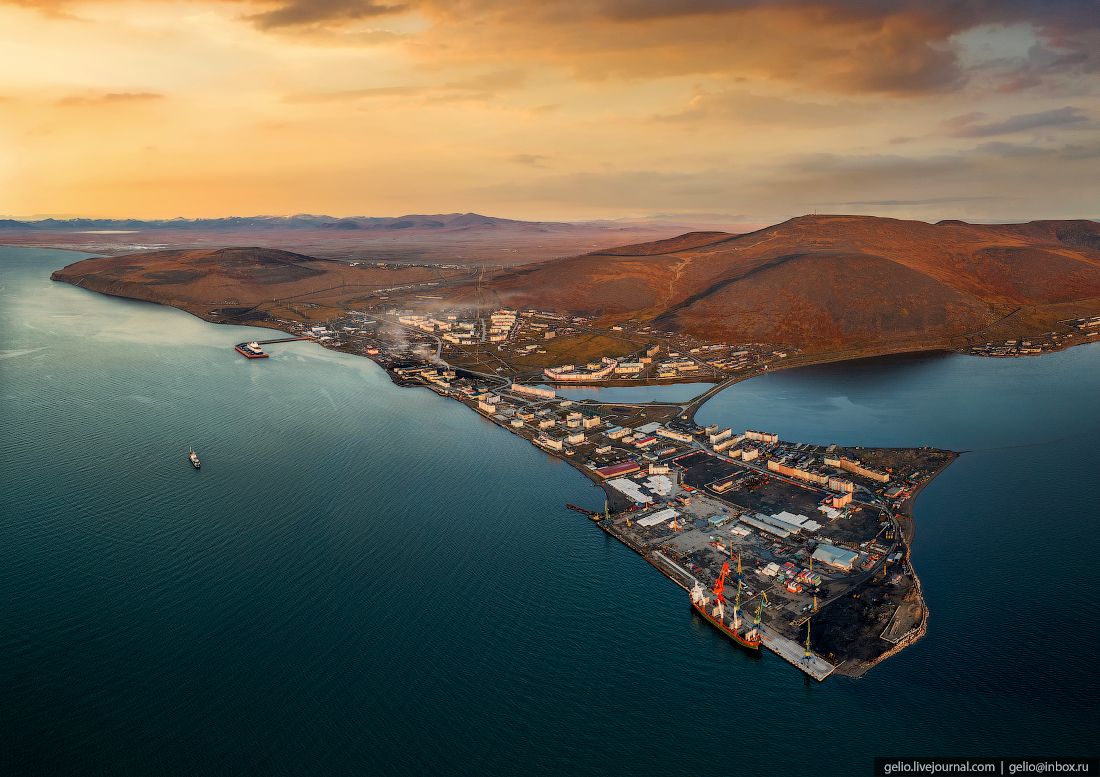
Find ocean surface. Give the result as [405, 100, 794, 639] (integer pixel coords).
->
[2, 246, 1097, 775]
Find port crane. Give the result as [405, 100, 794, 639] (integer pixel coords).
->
[747, 591, 767, 643]
[732, 554, 746, 632]
[802, 558, 816, 665]
[711, 562, 730, 623]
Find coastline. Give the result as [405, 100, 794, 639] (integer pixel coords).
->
[50, 272, 967, 679]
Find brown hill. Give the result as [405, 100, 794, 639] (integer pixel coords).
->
[50, 246, 440, 323]
[49, 216, 1100, 354]
[491, 215, 1100, 350]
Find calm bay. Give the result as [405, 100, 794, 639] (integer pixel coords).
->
[2, 247, 1097, 775]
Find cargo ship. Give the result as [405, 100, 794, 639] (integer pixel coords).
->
[188, 447, 200, 469]
[689, 558, 762, 650]
[235, 342, 268, 359]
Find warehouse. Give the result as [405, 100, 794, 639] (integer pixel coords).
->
[812, 545, 860, 571]
[637, 508, 679, 527]
[740, 514, 790, 538]
[595, 461, 641, 478]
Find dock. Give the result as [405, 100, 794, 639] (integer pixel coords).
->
[233, 336, 314, 357]
[639, 550, 836, 681]
[758, 629, 835, 681]
[251, 336, 314, 345]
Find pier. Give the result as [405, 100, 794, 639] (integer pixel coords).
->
[234, 336, 314, 357]
[607, 531, 837, 681]
[251, 336, 314, 345]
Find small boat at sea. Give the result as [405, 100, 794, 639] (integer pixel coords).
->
[189, 447, 201, 469]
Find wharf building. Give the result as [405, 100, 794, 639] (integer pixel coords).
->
[595, 461, 642, 479]
[824, 456, 890, 483]
[812, 544, 859, 571]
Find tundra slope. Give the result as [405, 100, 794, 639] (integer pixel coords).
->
[48, 214, 1100, 356]
[490, 215, 1100, 352]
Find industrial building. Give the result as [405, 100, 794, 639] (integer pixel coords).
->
[636, 507, 678, 527]
[595, 461, 641, 478]
[812, 545, 860, 571]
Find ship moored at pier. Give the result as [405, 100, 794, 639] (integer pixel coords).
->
[689, 559, 763, 651]
[235, 342, 268, 359]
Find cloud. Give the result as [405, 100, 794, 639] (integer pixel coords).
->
[442, 69, 527, 91]
[653, 87, 862, 127]
[509, 154, 550, 167]
[56, 92, 164, 107]
[994, 43, 1098, 93]
[945, 106, 1089, 137]
[285, 85, 423, 103]
[285, 69, 525, 104]
[242, 0, 405, 30]
[1060, 143, 1100, 160]
[975, 141, 1055, 157]
[9, 0, 1100, 97]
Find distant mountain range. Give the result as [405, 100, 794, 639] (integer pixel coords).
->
[0, 212, 572, 231]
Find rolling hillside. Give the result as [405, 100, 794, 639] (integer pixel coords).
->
[491, 215, 1100, 349]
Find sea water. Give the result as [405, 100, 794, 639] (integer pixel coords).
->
[2, 247, 1097, 775]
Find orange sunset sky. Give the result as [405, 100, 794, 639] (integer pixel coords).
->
[1, 0, 1098, 221]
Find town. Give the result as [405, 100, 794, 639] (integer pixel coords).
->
[239, 303, 958, 680]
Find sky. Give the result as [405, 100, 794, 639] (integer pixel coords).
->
[1, 0, 1098, 222]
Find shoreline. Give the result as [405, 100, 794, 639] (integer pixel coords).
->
[831, 452, 957, 678]
[53, 273, 971, 680]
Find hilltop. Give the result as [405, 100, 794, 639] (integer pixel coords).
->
[488, 215, 1100, 350]
[47, 215, 1100, 356]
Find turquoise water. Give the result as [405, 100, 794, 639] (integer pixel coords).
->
[2, 247, 1097, 775]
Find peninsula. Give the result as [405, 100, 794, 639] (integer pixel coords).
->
[46, 213, 1100, 678]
